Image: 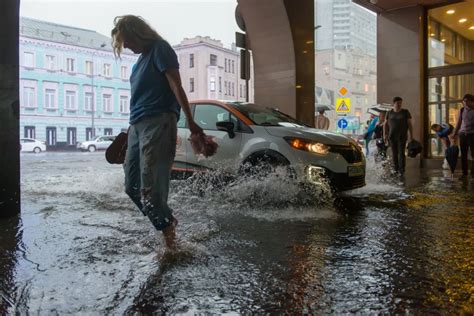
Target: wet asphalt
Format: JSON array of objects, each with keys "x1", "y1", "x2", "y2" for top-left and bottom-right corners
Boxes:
[{"x1": 0, "y1": 152, "x2": 473, "y2": 314}]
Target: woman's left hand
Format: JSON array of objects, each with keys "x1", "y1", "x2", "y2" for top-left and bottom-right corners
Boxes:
[{"x1": 189, "y1": 120, "x2": 204, "y2": 135}]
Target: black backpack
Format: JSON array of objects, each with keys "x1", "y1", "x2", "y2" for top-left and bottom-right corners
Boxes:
[{"x1": 407, "y1": 140, "x2": 422, "y2": 158}]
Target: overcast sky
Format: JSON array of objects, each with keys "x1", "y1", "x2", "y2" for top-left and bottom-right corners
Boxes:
[{"x1": 20, "y1": 0, "x2": 240, "y2": 47}]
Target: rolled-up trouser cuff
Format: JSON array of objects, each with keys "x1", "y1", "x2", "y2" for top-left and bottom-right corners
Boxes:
[{"x1": 143, "y1": 206, "x2": 174, "y2": 231}]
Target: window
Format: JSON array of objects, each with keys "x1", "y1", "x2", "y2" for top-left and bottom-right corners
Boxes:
[
  {"x1": 120, "y1": 96, "x2": 129, "y2": 113},
  {"x1": 66, "y1": 58, "x2": 75, "y2": 72},
  {"x1": 104, "y1": 128, "x2": 113, "y2": 135},
  {"x1": 232, "y1": 83, "x2": 235, "y2": 96},
  {"x1": 67, "y1": 128, "x2": 77, "y2": 145},
  {"x1": 231, "y1": 60, "x2": 235, "y2": 74},
  {"x1": 65, "y1": 90, "x2": 77, "y2": 110},
  {"x1": 45, "y1": 55, "x2": 55, "y2": 70},
  {"x1": 103, "y1": 63, "x2": 111, "y2": 77},
  {"x1": 219, "y1": 77, "x2": 222, "y2": 92},
  {"x1": 210, "y1": 77, "x2": 216, "y2": 92},
  {"x1": 194, "y1": 104, "x2": 231, "y2": 130},
  {"x1": 102, "y1": 94, "x2": 112, "y2": 112},
  {"x1": 84, "y1": 92, "x2": 94, "y2": 111},
  {"x1": 177, "y1": 109, "x2": 187, "y2": 128},
  {"x1": 85, "y1": 61, "x2": 93, "y2": 75},
  {"x1": 189, "y1": 78, "x2": 195, "y2": 92},
  {"x1": 224, "y1": 82, "x2": 228, "y2": 95},
  {"x1": 210, "y1": 54, "x2": 217, "y2": 66},
  {"x1": 24, "y1": 126, "x2": 35, "y2": 139},
  {"x1": 121, "y1": 66, "x2": 128, "y2": 79},
  {"x1": 225, "y1": 58, "x2": 228, "y2": 72},
  {"x1": 189, "y1": 54, "x2": 194, "y2": 68},
  {"x1": 22, "y1": 87, "x2": 36, "y2": 108},
  {"x1": 240, "y1": 84, "x2": 243, "y2": 98},
  {"x1": 23, "y1": 52, "x2": 34, "y2": 67},
  {"x1": 44, "y1": 89, "x2": 56, "y2": 109}
]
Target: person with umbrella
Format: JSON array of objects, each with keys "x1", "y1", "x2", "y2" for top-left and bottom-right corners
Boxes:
[
  {"x1": 315, "y1": 107, "x2": 330, "y2": 130},
  {"x1": 452, "y1": 94, "x2": 474, "y2": 180}
]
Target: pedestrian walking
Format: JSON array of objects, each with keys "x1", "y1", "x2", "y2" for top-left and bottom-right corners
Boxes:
[
  {"x1": 372, "y1": 111, "x2": 387, "y2": 161},
  {"x1": 364, "y1": 114, "x2": 378, "y2": 156},
  {"x1": 315, "y1": 109, "x2": 330, "y2": 130},
  {"x1": 452, "y1": 93, "x2": 474, "y2": 180},
  {"x1": 111, "y1": 15, "x2": 204, "y2": 249},
  {"x1": 383, "y1": 96, "x2": 414, "y2": 175}
]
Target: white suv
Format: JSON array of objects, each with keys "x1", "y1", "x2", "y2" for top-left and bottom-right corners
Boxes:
[
  {"x1": 77, "y1": 135, "x2": 116, "y2": 152},
  {"x1": 174, "y1": 100, "x2": 366, "y2": 191}
]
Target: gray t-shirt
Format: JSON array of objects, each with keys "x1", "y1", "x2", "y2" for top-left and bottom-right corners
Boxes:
[{"x1": 387, "y1": 109, "x2": 411, "y2": 139}]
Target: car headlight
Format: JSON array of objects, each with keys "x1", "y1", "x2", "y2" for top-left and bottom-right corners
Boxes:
[{"x1": 284, "y1": 137, "x2": 329, "y2": 155}]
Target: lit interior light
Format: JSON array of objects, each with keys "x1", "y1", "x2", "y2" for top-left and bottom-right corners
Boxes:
[
  {"x1": 441, "y1": 38, "x2": 446, "y2": 42},
  {"x1": 469, "y1": 26, "x2": 474, "y2": 30},
  {"x1": 305, "y1": 40, "x2": 314, "y2": 44},
  {"x1": 430, "y1": 33, "x2": 435, "y2": 37},
  {"x1": 446, "y1": 9, "x2": 455, "y2": 14},
  {"x1": 296, "y1": 85, "x2": 302, "y2": 89},
  {"x1": 459, "y1": 18, "x2": 467, "y2": 23}
]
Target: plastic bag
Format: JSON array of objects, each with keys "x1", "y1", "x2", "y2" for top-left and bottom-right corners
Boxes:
[{"x1": 189, "y1": 132, "x2": 218, "y2": 158}]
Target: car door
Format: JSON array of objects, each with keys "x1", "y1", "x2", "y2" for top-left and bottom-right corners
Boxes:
[
  {"x1": 102, "y1": 136, "x2": 114, "y2": 149},
  {"x1": 20, "y1": 139, "x2": 30, "y2": 152},
  {"x1": 187, "y1": 103, "x2": 242, "y2": 172}
]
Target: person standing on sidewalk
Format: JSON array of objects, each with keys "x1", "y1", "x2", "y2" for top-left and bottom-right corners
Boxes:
[
  {"x1": 384, "y1": 96, "x2": 414, "y2": 175},
  {"x1": 452, "y1": 94, "x2": 474, "y2": 180},
  {"x1": 111, "y1": 15, "x2": 203, "y2": 249}
]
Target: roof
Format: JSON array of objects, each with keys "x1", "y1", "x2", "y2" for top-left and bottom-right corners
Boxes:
[{"x1": 20, "y1": 17, "x2": 115, "y2": 52}]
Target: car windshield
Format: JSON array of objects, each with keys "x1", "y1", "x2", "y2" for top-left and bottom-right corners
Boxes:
[{"x1": 229, "y1": 103, "x2": 309, "y2": 127}]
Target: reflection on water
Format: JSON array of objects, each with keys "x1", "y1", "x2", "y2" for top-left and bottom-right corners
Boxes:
[{"x1": 0, "y1": 152, "x2": 472, "y2": 314}]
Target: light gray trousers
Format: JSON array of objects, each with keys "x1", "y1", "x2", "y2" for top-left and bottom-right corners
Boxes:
[{"x1": 123, "y1": 113, "x2": 177, "y2": 231}]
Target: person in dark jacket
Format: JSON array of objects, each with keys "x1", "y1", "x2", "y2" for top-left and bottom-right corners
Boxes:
[{"x1": 383, "y1": 96, "x2": 414, "y2": 175}]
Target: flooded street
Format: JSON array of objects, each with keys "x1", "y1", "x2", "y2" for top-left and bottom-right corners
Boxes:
[{"x1": 1, "y1": 152, "x2": 473, "y2": 314}]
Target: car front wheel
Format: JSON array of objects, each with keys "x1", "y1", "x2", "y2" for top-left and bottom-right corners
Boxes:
[
  {"x1": 88, "y1": 145, "x2": 96, "y2": 152},
  {"x1": 33, "y1": 147, "x2": 42, "y2": 153}
]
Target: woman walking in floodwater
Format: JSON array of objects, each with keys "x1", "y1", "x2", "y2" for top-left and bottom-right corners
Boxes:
[{"x1": 111, "y1": 15, "x2": 203, "y2": 249}]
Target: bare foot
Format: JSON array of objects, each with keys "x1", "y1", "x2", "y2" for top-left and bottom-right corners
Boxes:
[{"x1": 162, "y1": 216, "x2": 178, "y2": 249}]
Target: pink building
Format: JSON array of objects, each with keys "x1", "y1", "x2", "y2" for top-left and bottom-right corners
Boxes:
[{"x1": 174, "y1": 36, "x2": 254, "y2": 102}]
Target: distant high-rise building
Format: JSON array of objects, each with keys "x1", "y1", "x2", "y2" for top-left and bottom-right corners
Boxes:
[{"x1": 315, "y1": 0, "x2": 376, "y2": 56}]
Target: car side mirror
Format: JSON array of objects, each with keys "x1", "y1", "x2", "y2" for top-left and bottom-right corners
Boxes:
[{"x1": 216, "y1": 121, "x2": 235, "y2": 139}]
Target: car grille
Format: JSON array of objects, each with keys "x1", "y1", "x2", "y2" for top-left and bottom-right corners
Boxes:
[
  {"x1": 329, "y1": 145, "x2": 363, "y2": 163},
  {"x1": 327, "y1": 172, "x2": 365, "y2": 191}
]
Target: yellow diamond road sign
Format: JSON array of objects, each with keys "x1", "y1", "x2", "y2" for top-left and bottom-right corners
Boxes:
[
  {"x1": 339, "y1": 87, "x2": 348, "y2": 96},
  {"x1": 336, "y1": 98, "x2": 351, "y2": 113}
]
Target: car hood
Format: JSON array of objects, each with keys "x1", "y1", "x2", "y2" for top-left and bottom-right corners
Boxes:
[{"x1": 264, "y1": 123, "x2": 354, "y2": 146}]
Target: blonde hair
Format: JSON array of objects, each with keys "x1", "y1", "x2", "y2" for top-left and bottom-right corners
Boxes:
[{"x1": 111, "y1": 15, "x2": 163, "y2": 58}]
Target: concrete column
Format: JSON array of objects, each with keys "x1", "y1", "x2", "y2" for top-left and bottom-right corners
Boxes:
[
  {"x1": 377, "y1": 5, "x2": 426, "y2": 166},
  {"x1": 237, "y1": 0, "x2": 315, "y2": 126},
  {"x1": 0, "y1": 0, "x2": 20, "y2": 217}
]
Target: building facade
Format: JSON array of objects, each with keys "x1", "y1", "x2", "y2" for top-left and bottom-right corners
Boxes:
[
  {"x1": 315, "y1": 0, "x2": 376, "y2": 57},
  {"x1": 315, "y1": 48, "x2": 377, "y2": 132},
  {"x1": 173, "y1": 36, "x2": 254, "y2": 103},
  {"x1": 19, "y1": 17, "x2": 137, "y2": 149}
]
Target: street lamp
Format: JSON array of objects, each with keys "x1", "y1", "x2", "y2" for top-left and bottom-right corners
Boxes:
[{"x1": 91, "y1": 42, "x2": 106, "y2": 139}]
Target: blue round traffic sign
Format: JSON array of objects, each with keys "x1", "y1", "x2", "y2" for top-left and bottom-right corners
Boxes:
[{"x1": 337, "y1": 118, "x2": 348, "y2": 129}]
